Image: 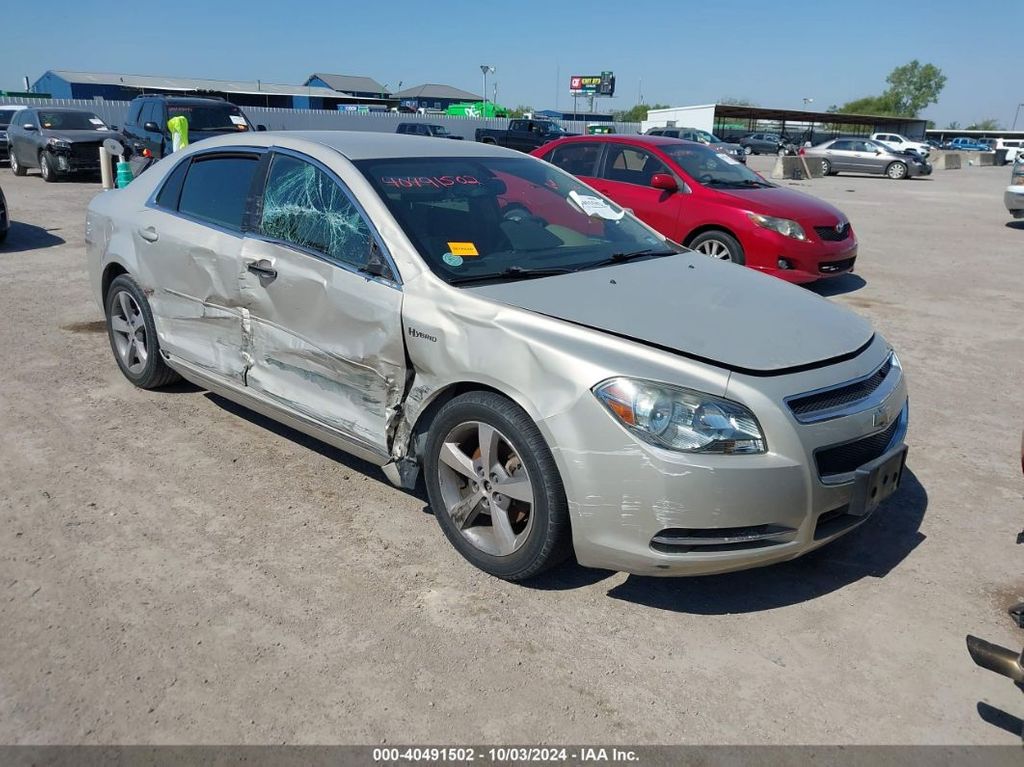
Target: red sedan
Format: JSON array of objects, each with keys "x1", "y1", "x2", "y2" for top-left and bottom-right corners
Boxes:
[{"x1": 531, "y1": 135, "x2": 857, "y2": 284}]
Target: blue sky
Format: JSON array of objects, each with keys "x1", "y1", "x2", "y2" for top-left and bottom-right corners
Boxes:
[{"x1": 2, "y1": 0, "x2": 1020, "y2": 127}]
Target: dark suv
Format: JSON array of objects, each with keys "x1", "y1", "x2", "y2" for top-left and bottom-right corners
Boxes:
[{"x1": 122, "y1": 95, "x2": 262, "y2": 159}]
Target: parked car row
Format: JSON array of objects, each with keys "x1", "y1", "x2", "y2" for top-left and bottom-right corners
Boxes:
[{"x1": 86, "y1": 130, "x2": 909, "y2": 581}]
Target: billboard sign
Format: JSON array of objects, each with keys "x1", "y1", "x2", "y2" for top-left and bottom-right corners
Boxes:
[{"x1": 570, "y1": 72, "x2": 615, "y2": 97}]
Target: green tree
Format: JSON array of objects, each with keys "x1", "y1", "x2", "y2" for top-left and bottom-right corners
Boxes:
[
  {"x1": 945, "y1": 121, "x2": 961, "y2": 130},
  {"x1": 966, "y1": 118, "x2": 1000, "y2": 131},
  {"x1": 885, "y1": 60, "x2": 947, "y2": 116},
  {"x1": 833, "y1": 61, "x2": 946, "y2": 118},
  {"x1": 614, "y1": 103, "x2": 670, "y2": 123},
  {"x1": 508, "y1": 105, "x2": 534, "y2": 118},
  {"x1": 719, "y1": 97, "x2": 757, "y2": 106}
]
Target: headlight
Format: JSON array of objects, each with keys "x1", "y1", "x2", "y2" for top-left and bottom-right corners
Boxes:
[
  {"x1": 747, "y1": 212, "x2": 806, "y2": 240},
  {"x1": 593, "y1": 377, "x2": 766, "y2": 454},
  {"x1": 46, "y1": 137, "x2": 71, "y2": 150}
]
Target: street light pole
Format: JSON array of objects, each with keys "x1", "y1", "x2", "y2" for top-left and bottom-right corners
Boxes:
[{"x1": 480, "y1": 65, "x2": 494, "y2": 119}]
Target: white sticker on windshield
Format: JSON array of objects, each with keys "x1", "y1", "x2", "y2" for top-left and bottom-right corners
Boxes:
[
  {"x1": 229, "y1": 115, "x2": 246, "y2": 126},
  {"x1": 717, "y1": 153, "x2": 741, "y2": 165},
  {"x1": 567, "y1": 190, "x2": 625, "y2": 221}
]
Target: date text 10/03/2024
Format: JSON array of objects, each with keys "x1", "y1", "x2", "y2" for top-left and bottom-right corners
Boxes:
[{"x1": 372, "y1": 747, "x2": 640, "y2": 763}]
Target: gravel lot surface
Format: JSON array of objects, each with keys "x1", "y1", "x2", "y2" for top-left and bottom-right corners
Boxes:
[{"x1": 1, "y1": 154, "x2": 1022, "y2": 745}]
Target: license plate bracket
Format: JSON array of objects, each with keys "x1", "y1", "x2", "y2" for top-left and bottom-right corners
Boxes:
[{"x1": 848, "y1": 446, "x2": 908, "y2": 517}]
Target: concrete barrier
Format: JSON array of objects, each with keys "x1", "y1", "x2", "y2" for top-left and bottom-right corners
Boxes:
[
  {"x1": 975, "y1": 152, "x2": 995, "y2": 166},
  {"x1": 770, "y1": 155, "x2": 822, "y2": 180},
  {"x1": 931, "y1": 151, "x2": 962, "y2": 170}
]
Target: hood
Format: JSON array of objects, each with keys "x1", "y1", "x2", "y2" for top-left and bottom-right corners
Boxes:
[
  {"x1": 467, "y1": 253, "x2": 873, "y2": 375},
  {"x1": 709, "y1": 184, "x2": 848, "y2": 224},
  {"x1": 43, "y1": 129, "x2": 123, "y2": 143}
]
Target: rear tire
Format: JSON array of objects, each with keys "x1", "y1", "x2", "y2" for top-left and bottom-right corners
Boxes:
[
  {"x1": 689, "y1": 230, "x2": 746, "y2": 265},
  {"x1": 424, "y1": 391, "x2": 572, "y2": 581},
  {"x1": 10, "y1": 151, "x2": 26, "y2": 176},
  {"x1": 39, "y1": 151, "x2": 58, "y2": 182},
  {"x1": 104, "y1": 274, "x2": 181, "y2": 389}
]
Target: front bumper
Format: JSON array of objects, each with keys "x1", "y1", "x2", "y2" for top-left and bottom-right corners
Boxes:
[
  {"x1": 49, "y1": 145, "x2": 106, "y2": 175},
  {"x1": 541, "y1": 341, "x2": 908, "y2": 576},
  {"x1": 743, "y1": 225, "x2": 858, "y2": 284},
  {"x1": 1005, "y1": 187, "x2": 1024, "y2": 218}
]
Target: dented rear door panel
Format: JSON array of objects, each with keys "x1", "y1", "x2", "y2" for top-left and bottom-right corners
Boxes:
[{"x1": 133, "y1": 207, "x2": 249, "y2": 382}]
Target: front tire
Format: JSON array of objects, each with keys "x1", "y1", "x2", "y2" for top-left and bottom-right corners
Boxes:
[
  {"x1": 886, "y1": 161, "x2": 908, "y2": 180},
  {"x1": 104, "y1": 274, "x2": 180, "y2": 389},
  {"x1": 10, "y1": 151, "x2": 26, "y2": 176},
  {"x1": 39, "y1": 151, "x2": 58, "y2": 182},
  {"x1": 689, "y1": 230, "x2": 746, "y2": 265},
  {"x1": 424, "y1": 391, "x2": 572, "y2": 581},
  {"x1": 821, "y1": 159, "x2": 833, "y2": 176}
]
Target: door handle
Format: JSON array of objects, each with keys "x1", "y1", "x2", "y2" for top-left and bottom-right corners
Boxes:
[
  {"x1": 246, "y1": 259, "x2": 278, "y2": 279},
  {"x1": 138, "y1": 226, "x2": 159, "y2": 242}
]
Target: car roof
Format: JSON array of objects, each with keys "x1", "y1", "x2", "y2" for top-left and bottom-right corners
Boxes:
[
  {"x1": 25, "y1": 107, "x2": 99, "y2": 114},
  {"x1": 173, "y1": 130, "x2": 527, "y2": 160}
]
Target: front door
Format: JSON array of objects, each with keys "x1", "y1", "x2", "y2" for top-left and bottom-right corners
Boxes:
[
  {"x1": 589, "y1": 144, "x2": 681, "y2": 240},
  {"x1": 135, "y1": 150, "x2": 263, "y2": 383},
  {"x1": 238, "y1": 150, "x2": 406, "y2": 455}
]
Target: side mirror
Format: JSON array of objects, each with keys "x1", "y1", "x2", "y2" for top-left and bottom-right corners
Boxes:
[
  {"x1": 650, "y1": 173, "x2": 678, "y2": 192},
  {"x1": 144, "y1": 121, "x2": 161, "y2": 133},
  {"x1": 256, "y1": 124, "x2": 267, "y2": 132},
  {"x1": 23, "y1": 123, "x2": 36, "y2": 131}
]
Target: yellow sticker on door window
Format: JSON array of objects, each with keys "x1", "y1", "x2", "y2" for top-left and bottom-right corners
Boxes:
[{"x1": 447, "y1": 242, "x2": 479, "y2": 256}]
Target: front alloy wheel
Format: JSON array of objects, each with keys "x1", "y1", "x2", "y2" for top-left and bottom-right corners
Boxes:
[
  {"x1": 424, "y1": 391, "x2": 571, "y2": 580},
  {"x1": 436, "y1": 420, "x2": 535, "y2": 557}
]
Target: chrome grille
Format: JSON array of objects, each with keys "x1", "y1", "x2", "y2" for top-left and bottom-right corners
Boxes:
[
  {"x1": 814, "y1": 223, "x2": 852, "y2": 242},
  {"x1": 788, "y1": 357, "x2": 892, "y2": 419}
]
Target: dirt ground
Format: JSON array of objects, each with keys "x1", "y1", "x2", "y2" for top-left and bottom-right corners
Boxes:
[{"x1": 1, "y1": 153, "x2": 1022, "y2": 746}]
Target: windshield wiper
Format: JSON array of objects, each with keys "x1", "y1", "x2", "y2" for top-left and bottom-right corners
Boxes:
[
  {"x1": 448, "y1": 266, "x2": 575, "y2": 286},
  {"x1": 577, "y1": 248, "x2": 679, "y2": 271}
]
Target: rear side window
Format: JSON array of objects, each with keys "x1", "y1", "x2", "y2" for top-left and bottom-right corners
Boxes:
[
  {"x1": 545, "y1": 143, "x2": 602, "y2": 176},
  {"x1": 259, "y1": 153, "x2": 372, "y2": 268},
  {"x1": 177, "y1": 154, "x2": 260, "y2": 231},
  {"x1": 154, "y1": 158, "x2": 190, "y2": 210}
]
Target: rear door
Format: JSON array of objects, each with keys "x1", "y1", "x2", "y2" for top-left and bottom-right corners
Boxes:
[
  {"x1": 824, "y1": 140, "x2": 857, "y2": 172},
  {"x1": 541, "y1": 141, "x2": 604, "y2": 184},
  {"x1": 590, "y1": 143, "x2": 681, "y2": 239},
  {"x1": 237, "y1": 149, "x2": 406, "y2": 455},
  {"x1": 134, "y1": 150, "x2": 263, "y2": 382}
]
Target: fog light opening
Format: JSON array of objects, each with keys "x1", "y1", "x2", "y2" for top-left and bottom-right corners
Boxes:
[{"x1": 777, "y1": 257, "x2": 793, "y2": 270}]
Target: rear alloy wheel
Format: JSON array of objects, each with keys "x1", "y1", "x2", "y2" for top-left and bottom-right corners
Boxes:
[
  {"x1": 689, "y1": 230, "x2": 746, "y2": 265},
  {"x1": 105, "y1": 274, "x2": 180, "y2": 389},
  {"x1": 10, "y1": 151, "x2": 26, "y2": 176},
  {"x1": 425, "y1": 391, "x2": 571, "y2": 581},
  {"x1": 886, "y1": 161, "x2": 908, "y2": 180},
  {"x1": 39, "y1": 151, "x2": 58, "y2": 182},
  {"x1": 821, "y1": 159, "x2": 833, "y2": 176}
]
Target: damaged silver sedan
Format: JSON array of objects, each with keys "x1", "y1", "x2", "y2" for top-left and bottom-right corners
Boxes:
[{"x1": 86, "y1": 131, "x2": 909, "y2": 580}]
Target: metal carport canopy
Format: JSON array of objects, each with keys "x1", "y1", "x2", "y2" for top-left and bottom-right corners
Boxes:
[{"x1": 713, "y1": 104, "x2": 927, "y2": 136}]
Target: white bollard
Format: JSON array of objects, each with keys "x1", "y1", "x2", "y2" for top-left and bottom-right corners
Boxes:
[{"x1": 99, "y1": 146, "x2": 114, "y2": 189}]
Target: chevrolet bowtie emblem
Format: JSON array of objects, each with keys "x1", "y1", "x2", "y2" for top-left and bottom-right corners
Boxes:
[{"x1": 872, "y1": 405, "x2": 892, "y2": 428}]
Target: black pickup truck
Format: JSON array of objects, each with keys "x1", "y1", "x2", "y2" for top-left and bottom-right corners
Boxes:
[{"x1": 475, "y1": 119, "x2": 573, "y2": 152}]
